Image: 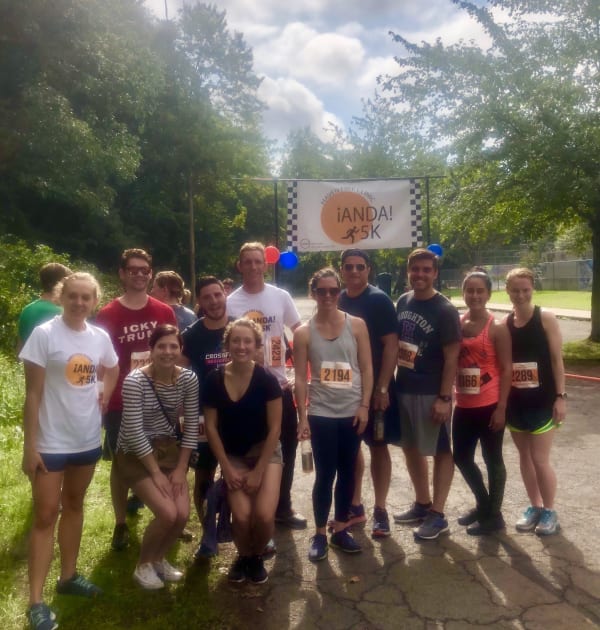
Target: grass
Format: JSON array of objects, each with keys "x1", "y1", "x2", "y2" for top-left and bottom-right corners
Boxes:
[
  {"x1": 444, "y1": 289, "x2": 591, "y2": 311},
  {"x1": 563, "y1": 339, "x2": 600, "y2": 362}
]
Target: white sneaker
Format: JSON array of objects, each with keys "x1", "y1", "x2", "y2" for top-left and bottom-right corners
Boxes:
[
  {"x1": 133, "y1": 562, "x2": 165, "y2": 590},
  {"x1": 154, "y1": 559, "x2": 184, "y2": 582}
]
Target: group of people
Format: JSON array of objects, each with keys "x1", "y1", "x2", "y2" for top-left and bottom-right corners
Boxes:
[{"x1": 18, "y1": 244, "x2": 566, "y2": 630}]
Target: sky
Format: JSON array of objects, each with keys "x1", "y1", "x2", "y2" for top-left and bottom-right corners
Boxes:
[{"x1": 144, "y1": 0, "x2": 492, "y2": 145}]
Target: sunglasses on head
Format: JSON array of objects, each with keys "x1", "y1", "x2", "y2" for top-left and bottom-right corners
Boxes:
[
  {"x1": 314, "y1": 287, "x2": 341, "y2": 297},
  {"x1": 343, "y1": 263, "x2": 366, "y2": 272}
]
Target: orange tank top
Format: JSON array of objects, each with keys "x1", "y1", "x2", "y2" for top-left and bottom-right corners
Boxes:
[{"x1": 455, "y1": 314, "x2": 500, "y2": 408}]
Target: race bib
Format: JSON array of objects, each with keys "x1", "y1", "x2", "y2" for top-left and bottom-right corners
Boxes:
[
  {"x1": 198, "y1": 415, "x2": 207, "y2": 443},
  {"x1": 398, "y1": 341, "x2": 419, "y2": 369},
  {"x1": 266, "y1": 336, "x2": 283, "y2": 368},
  {"x1": 130, "y1": 350, "x2": 151, "y2": 372},
  {"x1": 457, "y1": 367, "x2": 481, "y2": 394},
  {"x1": 320, "y1": 361, "x2": 352, "y2": 389},
  {"x1": 512, "y1": 362, "x2": 539, "y2": 389}
]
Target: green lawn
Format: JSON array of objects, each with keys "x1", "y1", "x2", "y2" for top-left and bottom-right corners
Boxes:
[{"x1": 444, "y1": 289, "x2": 591, "y2": 311}]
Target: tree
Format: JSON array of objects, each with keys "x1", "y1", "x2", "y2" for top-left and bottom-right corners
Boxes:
[{"x1": 379, "y1": 0, "x2": 600, "y2": 338}]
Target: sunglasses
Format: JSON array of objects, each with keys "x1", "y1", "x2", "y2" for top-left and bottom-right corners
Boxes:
[
  {"x1": 125, "y1": 266, "x2": 151, "y2": 276},
  {"x1": 314, "y1": 287, "x2": 341, "y2": 297},
  {"x1": 343, "y1": 263, "x2": 367, "y2": 272}
]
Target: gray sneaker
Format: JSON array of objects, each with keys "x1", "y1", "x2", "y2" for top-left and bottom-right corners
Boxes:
[
  {"x1": 414, "y1": 512, "x2": 449, "y2": 540},
  {"x1": 393, "y1": 502, "x2": 432, "y2": 524},
  {"x1": 535, "y1": 509, "x2": 560, "y2": 536},
  {"x1": 515, "y1": 506, "x2": 543, "y2": 532}
]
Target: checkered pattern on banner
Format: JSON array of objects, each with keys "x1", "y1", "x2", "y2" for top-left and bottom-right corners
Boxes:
[
  {"x1": 286, "y1": 181, "x2": 298, "y2": 251},
  {"x1": 409, "y1": 179, "x2": 423, "y2": 248}
]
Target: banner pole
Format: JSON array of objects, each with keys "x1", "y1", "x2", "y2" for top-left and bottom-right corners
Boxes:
[{"x1": 273, "y1": 177, "x2": 279, "y2": 285}]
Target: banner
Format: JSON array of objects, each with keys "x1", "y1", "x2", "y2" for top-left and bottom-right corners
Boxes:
[{"x1": 286, "y1": 179, "x2": 422, "y2": 253}]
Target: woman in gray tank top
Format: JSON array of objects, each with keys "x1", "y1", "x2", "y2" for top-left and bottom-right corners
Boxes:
[{"x1": 294, "y1": 268, "x2": 373, "y2": 561}]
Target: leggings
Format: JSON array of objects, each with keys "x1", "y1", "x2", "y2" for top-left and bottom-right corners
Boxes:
[
  {"x1": 452, "y1": 404, "x2": 506, "y2": 518},
  {"x1": 276, "y1": 388, "x2": 298, "y2": 516},
  {"x1": 308, "y1": 415, "x2": 360, "y2": 528}
]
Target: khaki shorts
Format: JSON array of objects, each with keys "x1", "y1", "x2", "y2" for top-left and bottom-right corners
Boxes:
[
  {"x1": 397, "y1": 393, "x2": 451, "y2": 456},
  {"x1": 228, "y1": 441, "x2": 283, "y2": 470},
  {"x1": 115, "y1": 437, "x2": 180, "y2": 486}
]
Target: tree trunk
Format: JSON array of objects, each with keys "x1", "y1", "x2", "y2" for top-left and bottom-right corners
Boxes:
[{"x1": 590, "y1": 213, "x2": 600, "y2": 342}]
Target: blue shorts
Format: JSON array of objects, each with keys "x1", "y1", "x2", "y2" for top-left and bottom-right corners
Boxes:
[{"x1": 41, "y1": 447, "x2": 102, "y2": 472}]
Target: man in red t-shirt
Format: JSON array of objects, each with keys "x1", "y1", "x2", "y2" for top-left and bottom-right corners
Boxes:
[{"x1": 95, "y1": 248, "x2": 177, "y2": 551}]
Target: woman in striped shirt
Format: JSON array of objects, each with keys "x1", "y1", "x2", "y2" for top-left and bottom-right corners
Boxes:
[{"x1": 117, "y1": 324, "x2": 199, "y2": 590}]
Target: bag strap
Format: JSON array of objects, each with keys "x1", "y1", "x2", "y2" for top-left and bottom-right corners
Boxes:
[{"x1": 141, "y1": 371, "x2": 181, "y2": 438}]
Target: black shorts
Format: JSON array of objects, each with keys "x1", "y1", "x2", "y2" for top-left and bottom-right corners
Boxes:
[{"x1": 361, "y1": 397, "x2": 401, "y2": 447}]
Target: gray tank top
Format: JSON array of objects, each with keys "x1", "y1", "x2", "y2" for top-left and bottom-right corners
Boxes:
[{"x1": 308, "y1": 314, "x2": 362, "y2": 417}]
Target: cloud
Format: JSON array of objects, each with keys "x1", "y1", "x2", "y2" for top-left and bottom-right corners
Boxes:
[{"x1": 257, "y1": 76, "x2": 343, "y2": 142}]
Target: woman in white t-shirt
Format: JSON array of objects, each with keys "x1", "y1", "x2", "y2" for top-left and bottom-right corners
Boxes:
[{"x1": 20, "y1": 272, "x2": 119, "y2": 630}]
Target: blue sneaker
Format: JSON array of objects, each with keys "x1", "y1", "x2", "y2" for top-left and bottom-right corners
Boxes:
[
  {"x1": 414, "y1": 511, "x2": 449, "y2": 540},
  {"x1": 330, "y1": 529, "x2": 362, "y2": 553},
  {"x1": 394, "y1": 501, "x2": 432, "y2": 524},
  {"x1": 56, "y1": 573, "x2": 102, "y2": 598},
  {"x1": 371, "y1": 507, "x2": 391, "y2": 538},
  {"x1": 28, "y1": 603, "x2": 57, "y2": 630},
  {"x1": 194, "y1": 542, "x2": 217, "y2": 561},
  {"x1": 535, "y1": 509, "x2": 560, "y2": 536},
  {"x1": 308, "y1": 534, "x2": 329, "y2": 561},
  {"x1": 515, "y1": 506, "x2": 543, "y2": 532}
]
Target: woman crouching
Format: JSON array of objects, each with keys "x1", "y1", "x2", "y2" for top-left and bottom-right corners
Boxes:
[
  {"x1": 204, "y1": 318, "x2": 282, "y2": 585},
  {"x1": 116, "y1": 324, "x2": 199, "y2": 589}
]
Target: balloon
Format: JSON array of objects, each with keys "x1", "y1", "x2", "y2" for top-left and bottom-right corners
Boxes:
[
  {"x1": 279, "y1": 251, "x2": 299, "y2": 270},
  {"x1": 264, "y1": 245, "x2": 280, "y2": 264},
  {"x1": 427, "y1": 243, "x2": 443, "y2": 257}
]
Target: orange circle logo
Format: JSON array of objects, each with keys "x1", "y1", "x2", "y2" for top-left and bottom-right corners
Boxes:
[
  {"x1": 65, "y1": 353, "x2": 96, "y2": 387},
  {"x1": 321, "y1": 191, "x2": 373, "y2": 245}
]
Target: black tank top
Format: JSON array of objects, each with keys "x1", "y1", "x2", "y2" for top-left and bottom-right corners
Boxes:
[{"x1": 507, "y1": 306, "x2": 556, "y2": 409}]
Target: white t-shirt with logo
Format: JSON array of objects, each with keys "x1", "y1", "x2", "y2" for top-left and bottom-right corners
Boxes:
[
  {"x1": 227, "y1": 284, "x2": 301, "y2": 385},
  {"x1": 19, "y1": 316, "x2": 119, "y2": 453}
]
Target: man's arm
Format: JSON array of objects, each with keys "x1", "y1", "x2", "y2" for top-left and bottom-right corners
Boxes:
[
  {"x1": 431, "y1": 341, "x2": 460, "y2": 424},
  {"x1": 373, "y1": 331, "x2": 398, "y2": 411}
]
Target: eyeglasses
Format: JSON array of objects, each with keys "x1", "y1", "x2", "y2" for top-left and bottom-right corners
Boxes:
[
  {"x1": 314, "y1": 287, "x2": 341, "y2": 297},
  {"x1": 343, "y1": 263, "x2": 367, "y2": 272},
  {"x1": 125, "y1": 266, "x2": 151, "y2": 276}
]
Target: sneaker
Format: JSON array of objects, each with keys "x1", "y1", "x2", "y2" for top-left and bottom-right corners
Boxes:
[
  {"x1": 126, "y1": 494, "x2": 145, "y2": 515},
  {"x1": 56, "y1": 573, "x2": 102, "y2": 598},
  {"x1": 262, "y1": 538, "x2": 277, "y2": 559},
  {"x1": 111, "y1": 522, "x2": 129, "y2": 551},
  {"x1": 28, "y1": 603, "x2": 58, "y2": 630},
  {"x1": 275, "y1": 510, "x2": 308, "y2": 530},
  {"x1": 133, "y1": 562, "x2": 164, "y2": 590},
  {"x1": 178, "y1": 528, "x2": 194, "y2": 542},
  {"x1": 457, "y1": 507, "x2": 479, "y2": 527},
  {"x1": 371, "y1": 507, "x2": 391, "y2": 538},
  {"x1": 246, "y1": 555, "x2": 268, "y2": 584},
  {"x1": 414, "y1": 511, "x2": 449, "y2": 540},
  {"x1": 327, "y1": 503, "x2": 367, "y2": 532},
  {"x1": 154, "y1": 559, "x2": 184, "y2": 582},
  {"x1": 227, "y1": 555, "x2": 248, "y2": 583},
  {"x1": 466, "y1": 514, "x2": 506, "y2": 536},
  {"x1": 394, "y1": 502, "x2": 432, "y2": 524},
  {"x1": 535, "y1": 509, "x2": 561, "y2": 536},
  {"x1": 308, "y1": 534, "x2": 329, "y2": 562},
  {"x1": 330, "y1": 529, "x2": 362, "y2": 554},
  {"x1": 515, "y1": 506, "x2": 543, "y2": 532},
  {"x1": 194, "y1": 542, "x2": 217, "y2": 561}
]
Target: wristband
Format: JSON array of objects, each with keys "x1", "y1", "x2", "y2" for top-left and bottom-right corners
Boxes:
[
  {"x1": 359, "y1": 404, "x2": 369, "y2": 409},
  {"x1": 437, "y1": 395, "x2": 452, "y2": 403}
]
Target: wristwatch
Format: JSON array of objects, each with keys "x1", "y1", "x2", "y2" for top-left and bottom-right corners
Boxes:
[
  {"x1": 556, "y1": 392, "x2": 568, "y2": 399},
  {"x1": 437, "y1": 395, "x2": 452, "y2": 403},
  {"x1": 377, "y1": 386, "x2": 388, "y2": 394}
]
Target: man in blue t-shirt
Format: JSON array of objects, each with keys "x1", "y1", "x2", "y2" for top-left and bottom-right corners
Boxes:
[
  {"x1": 338, "y1": 249, "x2": 399, "y2": 539},
  {"x1": 394, "y1": 248, "x2": 461, "y2": 540}
]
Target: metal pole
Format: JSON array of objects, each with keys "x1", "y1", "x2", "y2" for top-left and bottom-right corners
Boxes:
[
  {"x1": 425, "y1": 176, "x2": 431, "y2": 244},
  {"x1": 273, "y1": 178, "x2": 279, "y2": 285},
  {"x1": 188, "y1": 172, "x2": 196, "y2": 304}
]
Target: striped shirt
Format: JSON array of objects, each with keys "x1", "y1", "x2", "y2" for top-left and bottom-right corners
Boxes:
[{"x1": 118, "y1": 368, "x2": 199, "y2": 458}]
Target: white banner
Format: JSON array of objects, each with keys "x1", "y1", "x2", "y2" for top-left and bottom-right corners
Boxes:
[{"x1": 286, "y1": 179, "x2": 422, "y2": 252}]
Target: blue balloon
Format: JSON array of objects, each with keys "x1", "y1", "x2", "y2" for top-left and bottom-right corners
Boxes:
[
  {"x1": 279, "y1": 251, "x2": 299, "y2": 270},
  {"x1": 427, "y1": 243, "x2": 443, "y2": 257}
]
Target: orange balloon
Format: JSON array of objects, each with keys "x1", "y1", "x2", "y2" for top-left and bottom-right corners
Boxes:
[{"x1": 264, "y1": 245, "x2": 280, "y2": 264}]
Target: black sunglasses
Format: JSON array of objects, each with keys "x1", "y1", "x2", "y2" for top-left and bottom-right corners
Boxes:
[
  {"x1": 343, "y1": 263, "x2": 367, "y2": 272},
  {"x1": 314, "y1": 287, "x2": 341, "y2": 297}
]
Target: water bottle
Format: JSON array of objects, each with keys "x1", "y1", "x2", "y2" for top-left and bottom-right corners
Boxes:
[
  {"x1": 373, "y1": 410, "x2": 385, "y2": 442},
  {"x1": 301, "y1": 440, "x2": 313, "y2": 472}
]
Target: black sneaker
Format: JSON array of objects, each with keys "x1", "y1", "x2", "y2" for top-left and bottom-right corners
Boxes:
[
  {"x1": 467, "y1": 514, "x2": 506, "y2": 536},
  {"x1": 227, "y1": 555, "x2": 248, "y2": 583},
  {"x1": 126, "y1": 494, "x2": 145, "y2": 515},
  {"x1": 457, "y1": 507, "x2": 480, "y2": 527},
  {"x1": 111, "y1": 523, "x2": 129, "y2": 551},
  {"x1": 246, "y1": 555, "x2": 268, "y2": 584}
]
